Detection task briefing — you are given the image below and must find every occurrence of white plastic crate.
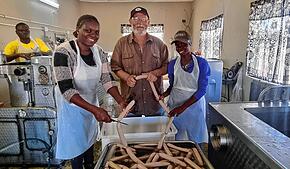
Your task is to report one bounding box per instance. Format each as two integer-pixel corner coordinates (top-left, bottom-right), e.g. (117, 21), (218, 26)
(100, 116), (177, 150)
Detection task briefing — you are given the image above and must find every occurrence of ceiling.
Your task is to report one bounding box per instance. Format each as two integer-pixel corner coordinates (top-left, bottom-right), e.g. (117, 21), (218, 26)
(79, 0), (194, 2)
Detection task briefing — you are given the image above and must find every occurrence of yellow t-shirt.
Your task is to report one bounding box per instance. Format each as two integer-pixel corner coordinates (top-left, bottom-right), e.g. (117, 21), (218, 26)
(4, 38), (51, 62)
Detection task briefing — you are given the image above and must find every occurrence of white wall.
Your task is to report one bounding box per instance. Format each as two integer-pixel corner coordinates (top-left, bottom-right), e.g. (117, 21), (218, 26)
(0, 0), (80, 106)
(192, 0), (253, 68)
(0, 0), (80, 49)
(79, 2), (193, 54)
(191, 0), (255, 100)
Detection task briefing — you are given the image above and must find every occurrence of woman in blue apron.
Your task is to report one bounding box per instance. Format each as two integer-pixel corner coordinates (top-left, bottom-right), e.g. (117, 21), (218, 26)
(161, 30), (210, 144)
(53, 15), (126, 169)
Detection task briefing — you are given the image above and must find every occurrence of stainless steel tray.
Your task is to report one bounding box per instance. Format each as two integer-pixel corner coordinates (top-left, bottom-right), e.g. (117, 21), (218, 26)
(95, 141), (214, 169)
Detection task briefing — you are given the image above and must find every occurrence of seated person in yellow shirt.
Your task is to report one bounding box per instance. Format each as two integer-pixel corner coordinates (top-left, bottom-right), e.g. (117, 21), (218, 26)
(4, 22), (52, 62)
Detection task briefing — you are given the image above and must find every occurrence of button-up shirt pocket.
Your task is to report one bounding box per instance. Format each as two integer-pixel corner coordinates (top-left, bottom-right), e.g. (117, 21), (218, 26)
(122, 54), (134, 72)
(152, 50), (161, 68)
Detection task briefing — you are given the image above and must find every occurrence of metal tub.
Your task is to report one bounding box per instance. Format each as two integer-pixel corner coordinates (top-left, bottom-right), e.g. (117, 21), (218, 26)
(208, 102), (290, 169)
(244, 106), (290, 137)
(95, 141), (214, 169)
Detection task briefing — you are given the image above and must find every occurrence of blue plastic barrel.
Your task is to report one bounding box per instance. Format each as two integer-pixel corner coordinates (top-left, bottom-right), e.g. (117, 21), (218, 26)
(205, 59), (223, 102)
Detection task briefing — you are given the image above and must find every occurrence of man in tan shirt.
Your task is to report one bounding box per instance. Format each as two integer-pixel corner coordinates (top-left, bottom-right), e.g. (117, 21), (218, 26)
(111, 6), (168, 116)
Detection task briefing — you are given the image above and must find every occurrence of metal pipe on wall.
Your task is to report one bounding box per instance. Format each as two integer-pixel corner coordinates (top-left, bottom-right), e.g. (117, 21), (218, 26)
(0, 13), (74, 31)
(0, 13), (74, 51)
(0, 22), (71, 34)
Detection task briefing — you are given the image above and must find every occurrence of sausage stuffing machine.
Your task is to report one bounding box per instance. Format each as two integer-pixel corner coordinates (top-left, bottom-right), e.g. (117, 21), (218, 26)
(0, 56), (55, 108)
(0, 107), (61, 167)
(208, 102), (290, 169)
(0, 56), (61, 167)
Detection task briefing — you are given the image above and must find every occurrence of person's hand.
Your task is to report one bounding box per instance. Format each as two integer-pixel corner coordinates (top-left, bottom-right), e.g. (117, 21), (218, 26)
(168, 106), (185, 117)
(194, 50), (202, 55)
(18, 53), (33, 60)
(126, 75), (137, 87)
(158, 94), (165, 101)
(119, 100), (128, 111)
(92, 107), (112, 123)
(116, 100), (134, 118)
(145, 72), (157, 82)
(156, 93), (165, 101)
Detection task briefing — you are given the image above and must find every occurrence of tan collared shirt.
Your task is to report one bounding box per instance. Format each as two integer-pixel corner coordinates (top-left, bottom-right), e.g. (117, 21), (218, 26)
(111, 33), (168, 115)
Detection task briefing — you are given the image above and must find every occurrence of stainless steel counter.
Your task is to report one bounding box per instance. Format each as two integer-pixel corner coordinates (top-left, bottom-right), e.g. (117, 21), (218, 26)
(208, 102), (290, 169)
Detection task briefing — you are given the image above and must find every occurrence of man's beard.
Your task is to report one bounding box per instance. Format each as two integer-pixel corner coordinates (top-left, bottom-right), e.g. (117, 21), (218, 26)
(133, 28), (147, 36)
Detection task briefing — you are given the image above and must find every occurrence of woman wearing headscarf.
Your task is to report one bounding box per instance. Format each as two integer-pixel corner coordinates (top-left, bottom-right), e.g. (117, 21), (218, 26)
(53, 15), (126, 169)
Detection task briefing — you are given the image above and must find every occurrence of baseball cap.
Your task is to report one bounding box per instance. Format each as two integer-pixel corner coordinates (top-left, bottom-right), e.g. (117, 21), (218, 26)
(130, 7), (149, 19)
(171, 30), (192, 46)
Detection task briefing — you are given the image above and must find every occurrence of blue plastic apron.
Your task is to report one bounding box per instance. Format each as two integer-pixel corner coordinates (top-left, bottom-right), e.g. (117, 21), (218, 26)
(167, 55), (208, 143)
(55, 40), (102, 159)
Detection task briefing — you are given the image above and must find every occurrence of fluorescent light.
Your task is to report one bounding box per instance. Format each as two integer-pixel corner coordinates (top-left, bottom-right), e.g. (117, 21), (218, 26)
(40, 0), (59, 9)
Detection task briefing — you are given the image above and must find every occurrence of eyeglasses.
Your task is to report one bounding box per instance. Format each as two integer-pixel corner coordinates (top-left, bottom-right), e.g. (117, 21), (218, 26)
(131, 17), (148, 22)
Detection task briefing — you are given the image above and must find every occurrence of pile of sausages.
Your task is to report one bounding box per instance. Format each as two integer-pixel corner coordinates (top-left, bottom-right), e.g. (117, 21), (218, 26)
(105, 75), (205, 168)
(105, 142), (205, 169)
